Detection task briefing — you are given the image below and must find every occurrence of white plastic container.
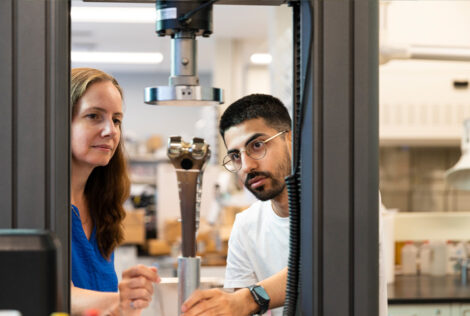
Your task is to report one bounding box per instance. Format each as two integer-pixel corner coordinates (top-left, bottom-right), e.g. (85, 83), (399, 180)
(452, 241), (468, 275)
(455, 241), (467, 259)
(430, 240), (447, 276)
(381, 207), (396, 284)
(401, 241), (418, 275)
(419, 241), (431, 275)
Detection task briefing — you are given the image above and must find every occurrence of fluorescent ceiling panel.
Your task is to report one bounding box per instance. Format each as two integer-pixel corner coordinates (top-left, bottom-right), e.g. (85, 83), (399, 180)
(71, 7), (155, 23)
(250, 53), (272, 65)
(71, 51), (163, 64)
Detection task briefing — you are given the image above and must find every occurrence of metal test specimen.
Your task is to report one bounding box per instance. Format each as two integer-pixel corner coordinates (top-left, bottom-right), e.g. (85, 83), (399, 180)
(167, 136), (211, 257)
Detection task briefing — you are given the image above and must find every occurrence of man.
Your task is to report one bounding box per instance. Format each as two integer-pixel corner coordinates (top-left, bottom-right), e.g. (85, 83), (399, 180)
(182, 94), (292, 316)
(181, 94), (387, 316)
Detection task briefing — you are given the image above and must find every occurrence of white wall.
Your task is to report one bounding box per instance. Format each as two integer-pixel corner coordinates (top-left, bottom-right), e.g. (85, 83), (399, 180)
(381, 1), (470, 47)
(109, 71), (220, 161)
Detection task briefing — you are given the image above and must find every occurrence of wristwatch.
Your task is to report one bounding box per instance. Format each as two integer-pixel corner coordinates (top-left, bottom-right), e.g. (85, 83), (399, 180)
(247, 285), (270, 315)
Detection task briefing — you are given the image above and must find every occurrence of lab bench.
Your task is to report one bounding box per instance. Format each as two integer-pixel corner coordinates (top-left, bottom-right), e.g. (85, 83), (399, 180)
(388, 275), (470, 316)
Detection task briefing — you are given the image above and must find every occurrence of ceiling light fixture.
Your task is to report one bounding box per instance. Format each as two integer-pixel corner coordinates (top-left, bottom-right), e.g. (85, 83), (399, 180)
(250, 53), (272, 65)
(71, 7), (155, 24)
(71, 51), (163, 64)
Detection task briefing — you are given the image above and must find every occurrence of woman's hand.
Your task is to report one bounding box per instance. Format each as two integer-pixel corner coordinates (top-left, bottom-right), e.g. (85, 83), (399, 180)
(117, 264), (161, 315)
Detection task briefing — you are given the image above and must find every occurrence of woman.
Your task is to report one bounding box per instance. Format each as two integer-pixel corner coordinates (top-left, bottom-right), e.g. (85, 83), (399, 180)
(70, 68), (160, 316)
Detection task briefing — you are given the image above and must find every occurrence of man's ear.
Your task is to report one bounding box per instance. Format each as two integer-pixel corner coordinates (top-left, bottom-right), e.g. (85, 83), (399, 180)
(286, 130), (293, 144)
(287, 130), (292, 140)
(286, 130), (293, 156)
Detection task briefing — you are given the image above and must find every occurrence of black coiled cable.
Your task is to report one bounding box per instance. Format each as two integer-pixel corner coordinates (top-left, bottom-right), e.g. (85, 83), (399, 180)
(284, 0), (313, 314)
(284, 169), (301, 315)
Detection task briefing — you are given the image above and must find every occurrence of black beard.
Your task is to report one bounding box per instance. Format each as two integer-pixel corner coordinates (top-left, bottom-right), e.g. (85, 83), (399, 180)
(245, 171), (286, 201)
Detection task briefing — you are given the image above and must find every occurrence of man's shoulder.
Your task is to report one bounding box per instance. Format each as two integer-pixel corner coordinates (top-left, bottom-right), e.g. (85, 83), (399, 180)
(234, 200), (271, 224)
(228, 201), (271, 252)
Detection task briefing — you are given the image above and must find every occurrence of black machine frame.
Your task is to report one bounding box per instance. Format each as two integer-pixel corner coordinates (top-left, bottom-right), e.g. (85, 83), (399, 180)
(0, 0), (378, 314)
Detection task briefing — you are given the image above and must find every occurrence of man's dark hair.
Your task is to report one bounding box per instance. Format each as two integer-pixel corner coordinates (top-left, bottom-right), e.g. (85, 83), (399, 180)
(219, 94), (291, 140)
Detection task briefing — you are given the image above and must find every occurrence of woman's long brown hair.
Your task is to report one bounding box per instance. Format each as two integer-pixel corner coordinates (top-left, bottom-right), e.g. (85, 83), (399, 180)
(71, 67), (130, 259)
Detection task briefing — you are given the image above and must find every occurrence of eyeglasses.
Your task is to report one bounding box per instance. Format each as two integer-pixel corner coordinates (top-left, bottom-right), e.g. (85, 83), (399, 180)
(222, 130), (288, 173)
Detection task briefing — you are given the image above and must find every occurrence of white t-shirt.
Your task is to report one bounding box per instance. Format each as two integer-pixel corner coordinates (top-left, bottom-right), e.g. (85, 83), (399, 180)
(224, 200), (289, 316)
(224, 198), (388, 316)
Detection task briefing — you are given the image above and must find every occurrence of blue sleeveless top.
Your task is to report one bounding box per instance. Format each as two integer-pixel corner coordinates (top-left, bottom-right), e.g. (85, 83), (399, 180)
(71, 205), (118, 292)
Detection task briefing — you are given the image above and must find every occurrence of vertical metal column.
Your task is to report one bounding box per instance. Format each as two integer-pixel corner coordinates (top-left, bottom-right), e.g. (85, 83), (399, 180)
(353, 1), (380, 315)
(299, 0), (379, 315)
(0, 0), (70, 311)
(0, 1), (13, 227)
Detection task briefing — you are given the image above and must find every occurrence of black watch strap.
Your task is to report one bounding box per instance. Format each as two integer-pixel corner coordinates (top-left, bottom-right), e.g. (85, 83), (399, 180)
(247, 285), (270, 315)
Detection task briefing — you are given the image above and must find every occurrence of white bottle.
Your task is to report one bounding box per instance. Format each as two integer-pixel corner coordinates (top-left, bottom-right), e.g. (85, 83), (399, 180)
(446, 241), (457, 275)
(401, 241), (418, 275)
(456, 241), (467, 259)
(464, 241), (470, 256)
(453, 241), (468, 275)
(419, 241), (431, 275)
(430, 240), (447, 276)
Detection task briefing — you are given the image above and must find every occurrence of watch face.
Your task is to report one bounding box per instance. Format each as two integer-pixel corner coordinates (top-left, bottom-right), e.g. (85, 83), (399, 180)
(254, 286), (270, 301)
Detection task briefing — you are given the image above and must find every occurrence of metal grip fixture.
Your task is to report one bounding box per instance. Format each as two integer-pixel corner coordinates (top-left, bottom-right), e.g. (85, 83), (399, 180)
(167, 136), (211, 257)
(155, 0), (213, 38)
(177, 257), (201, 315)
(170, 32), (198, 86)
(144, 1), (223, 106)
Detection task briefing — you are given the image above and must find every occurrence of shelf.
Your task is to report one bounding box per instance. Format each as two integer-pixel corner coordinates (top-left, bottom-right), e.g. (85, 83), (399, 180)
(127, 154), (166, 164)
(130, 176), (157, 185)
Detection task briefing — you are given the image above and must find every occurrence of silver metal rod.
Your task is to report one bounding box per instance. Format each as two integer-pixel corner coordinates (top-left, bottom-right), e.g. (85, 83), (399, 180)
(170, 32), (199, 86)
(171, 34), (196, 77)
(178, 256), (201, 315)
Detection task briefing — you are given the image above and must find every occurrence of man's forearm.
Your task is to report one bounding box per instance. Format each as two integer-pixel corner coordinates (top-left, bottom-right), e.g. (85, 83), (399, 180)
(258, 267), (287, 309)
(181, 267), (288, 316)
(235, 267), (288, 313)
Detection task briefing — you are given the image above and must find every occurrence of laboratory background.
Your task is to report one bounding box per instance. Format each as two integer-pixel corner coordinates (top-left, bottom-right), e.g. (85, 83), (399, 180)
(71, 1), (470, 315)
(2, 0), (470, 315)
(70, 2), (294, 315)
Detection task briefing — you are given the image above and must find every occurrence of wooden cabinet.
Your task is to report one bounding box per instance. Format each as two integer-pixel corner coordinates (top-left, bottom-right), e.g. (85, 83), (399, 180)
(379, 1), (470, 146)
(380, 62), (470, 146)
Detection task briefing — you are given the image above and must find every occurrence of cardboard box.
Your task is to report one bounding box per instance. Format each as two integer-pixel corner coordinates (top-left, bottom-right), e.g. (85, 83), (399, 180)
(121, 209), (146, 245)
(147, 239), (171, 256)
(163, 218), (182, 243)
(201, 253), (226, 266)
(221, 206), (247, 226)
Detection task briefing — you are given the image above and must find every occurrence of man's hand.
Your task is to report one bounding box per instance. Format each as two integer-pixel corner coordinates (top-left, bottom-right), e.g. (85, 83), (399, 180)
(181, 288), (258, 316)
(117, 264), (161, 315)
